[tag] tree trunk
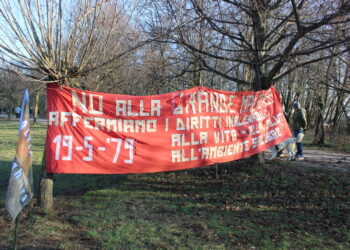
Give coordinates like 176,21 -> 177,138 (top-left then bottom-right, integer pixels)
250,151 -> 266,166
37,144 -> 54,212
313,97 -> 325,144
249,77 -> 270,165
7,105 -> 13,120
34,91 -> 40,124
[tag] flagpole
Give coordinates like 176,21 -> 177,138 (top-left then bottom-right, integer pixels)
13,214 -> 20,250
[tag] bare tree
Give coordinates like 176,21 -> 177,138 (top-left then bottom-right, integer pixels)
143,0 -> 350,90
0,0 -> 144,211
320,52 -> 350,133
0,0 -> 145,85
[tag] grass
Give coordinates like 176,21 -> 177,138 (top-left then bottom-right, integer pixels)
302,129 -> 350,153
0,118 -> 349,249
0,119 -> 46,199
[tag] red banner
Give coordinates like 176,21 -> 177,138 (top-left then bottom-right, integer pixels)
46,84 -> 292,174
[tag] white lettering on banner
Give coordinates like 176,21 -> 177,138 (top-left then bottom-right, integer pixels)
89,94 -> 104,115
252,127 -> 282,149
53,135 -> 61,160
170,126 -> 283,163
60,112 -> 71,126
265,127 -> 282,142
72,113 -> 81,126
269,113 -> 285,127
83,116 -> 94,129
171,132 -> 208,147
171,140 -> 250,163
53,135 -> 73,160
115,100 -> 126,116
139,100 -> 149,116
83,136 -> 93,161
72,90 -> 103,114
239,92 -> 274,114
108,138 -> 134,164
106,119 -> 156,133
110,138 -> 122,163
228,95 -> 238,114
213,129 -> 237,143
127,100 -> 138,116
49,111 -> 59,125
252,136 -> 262,149
49,112 -> 158,133
62,136 -> 73,160
197,92 -> 208,113
172,92 -> 239,115
217,93 -> 229,113
72,91 -> 87,112
186,92 -> 197,114
254,93 -> 274,110
266,113 -> 285,128
172,93 -> 184,115
94,117 -> 105,130
50,111 -> 279,132
52,135 -> 134,163
225,111 -> 267,127
175,116 -> 222,130
150,100 -> 161,116
171,148 -> 198,162
240,95 -> 255,113
115,99 -> 161,116
124,139 -> 134,164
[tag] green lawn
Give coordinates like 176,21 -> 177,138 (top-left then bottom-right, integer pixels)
0,118 -> 349,249
302,129 -> 350,153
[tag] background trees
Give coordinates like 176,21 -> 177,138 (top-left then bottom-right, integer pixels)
0,70 -> 32,119
1,0 -> 348,96
141,0 -> 350,90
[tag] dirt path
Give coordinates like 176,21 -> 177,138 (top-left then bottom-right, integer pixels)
279,149 -> 350,173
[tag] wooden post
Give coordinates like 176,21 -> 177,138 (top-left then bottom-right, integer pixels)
38,172 -> 54,212
37,148 -> 54,212
250,152 -> 265,166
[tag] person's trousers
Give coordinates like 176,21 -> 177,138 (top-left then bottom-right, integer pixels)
294,129 -> 303,156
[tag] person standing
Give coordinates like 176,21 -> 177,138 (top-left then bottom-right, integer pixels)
15,106 -> 21,118
292,102 -> 307,160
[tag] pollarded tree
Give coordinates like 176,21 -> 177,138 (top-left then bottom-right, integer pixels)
0,0 -> 146,86
0,0 -> 149,211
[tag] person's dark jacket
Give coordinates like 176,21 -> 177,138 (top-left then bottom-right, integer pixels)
292,107 -> 307,131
